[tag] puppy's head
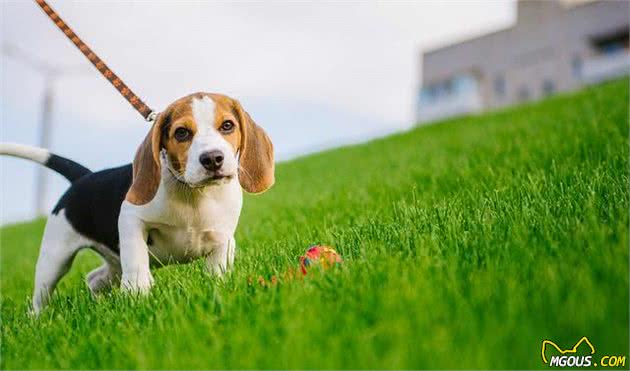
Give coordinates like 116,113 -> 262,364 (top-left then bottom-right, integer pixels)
126,93 -> 274,205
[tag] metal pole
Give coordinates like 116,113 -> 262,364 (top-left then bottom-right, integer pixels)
35,78 -> 54,215
3,43 -> 87,217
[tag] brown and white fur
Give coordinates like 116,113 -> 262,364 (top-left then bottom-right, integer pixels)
0,93 -> 274,313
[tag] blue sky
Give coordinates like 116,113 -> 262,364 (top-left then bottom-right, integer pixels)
1,0 -> 514,223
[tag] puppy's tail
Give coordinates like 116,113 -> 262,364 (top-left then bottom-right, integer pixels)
0,143 -> 91,182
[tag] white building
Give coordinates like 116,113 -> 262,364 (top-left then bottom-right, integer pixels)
418,0 -> 630,123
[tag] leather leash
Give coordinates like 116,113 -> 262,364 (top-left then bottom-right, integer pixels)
34,0 -> 156,122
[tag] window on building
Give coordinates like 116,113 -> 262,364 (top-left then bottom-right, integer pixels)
420,84 -> 441,103
443,79 -> 453,95
591,30 -> 629,55
543,80 -> 555,96
454,74 -> 477,94
428,84 -> 438,100
494,75 -> 506,97
572,55 -> 582,79
420,85 -> 434,103
435,81 -> 446,98
517,87 -> 530,102
422,75 -> 478,105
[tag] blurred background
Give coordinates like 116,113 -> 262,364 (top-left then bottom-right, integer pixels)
0,0 -> 627,224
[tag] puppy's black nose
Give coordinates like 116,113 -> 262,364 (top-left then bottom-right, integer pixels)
199,150 -> 224,171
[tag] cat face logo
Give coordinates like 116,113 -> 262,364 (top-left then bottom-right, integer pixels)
542,337 -> 626,368
541,337 -> 595,367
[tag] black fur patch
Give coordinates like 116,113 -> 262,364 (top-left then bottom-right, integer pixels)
52,164 -> 133,253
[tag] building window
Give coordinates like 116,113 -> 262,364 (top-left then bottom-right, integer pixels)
428,84 -> 438,100
517,87 -> 530,102
434,80 -> 450,98
420,88 -> 430,103
454,74 -> 476,94
420,84 -> 440,103
443,79 -> 453,95
542,80 -> 555,96
572,55 -> 582,79
591,30 -> 629,55
429,84 -> 440,100
494,75 -> 505,97
421,74 -> 478,106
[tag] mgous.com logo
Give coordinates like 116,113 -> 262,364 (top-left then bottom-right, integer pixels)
541,337 -> 626,368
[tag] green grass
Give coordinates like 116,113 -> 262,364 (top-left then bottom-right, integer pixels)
1,80 -> 628,370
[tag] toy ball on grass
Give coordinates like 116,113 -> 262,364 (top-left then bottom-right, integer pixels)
299,245 -> 343,275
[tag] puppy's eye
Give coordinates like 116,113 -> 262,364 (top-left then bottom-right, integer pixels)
219,120 -> 235,133
174,127 -> 192,142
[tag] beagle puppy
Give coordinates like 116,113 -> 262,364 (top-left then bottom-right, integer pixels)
0,93 -> 274,313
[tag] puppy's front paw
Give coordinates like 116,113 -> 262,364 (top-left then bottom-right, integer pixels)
121,272 -> 154,294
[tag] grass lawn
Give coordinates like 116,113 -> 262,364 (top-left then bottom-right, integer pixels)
1,80 -> 628,369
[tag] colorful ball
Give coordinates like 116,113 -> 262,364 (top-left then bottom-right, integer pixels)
299,245 -> 343,275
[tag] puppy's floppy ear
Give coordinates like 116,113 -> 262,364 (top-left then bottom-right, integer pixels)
234,100 -> 275,194
126,113 -> 167,205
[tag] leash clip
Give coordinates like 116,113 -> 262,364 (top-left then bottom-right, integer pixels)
146,111 -> 158,123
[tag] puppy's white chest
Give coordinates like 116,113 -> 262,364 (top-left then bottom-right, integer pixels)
147,225 -> 226,264
135,179 -> 243,265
